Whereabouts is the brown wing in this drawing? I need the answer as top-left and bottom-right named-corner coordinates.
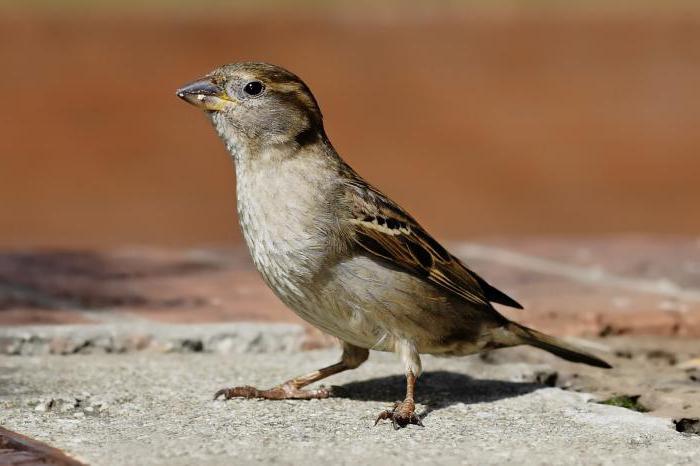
top-left (343, 176), bottom-right (522, 310)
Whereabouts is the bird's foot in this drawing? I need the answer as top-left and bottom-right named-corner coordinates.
top-left (374, 400), bottom-right (424, 429)
top-left (213, 383), bottom-right (332, 401)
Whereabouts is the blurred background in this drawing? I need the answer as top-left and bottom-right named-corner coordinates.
top-left (1, 0), bottom-right (699, 249)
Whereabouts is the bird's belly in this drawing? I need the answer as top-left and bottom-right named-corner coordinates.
top-left (301, 255), bottom-right (491, 353)
top-left (242, 243), bottom-right (496, 355)
top-left (246, 254), bottom-right (405, 351)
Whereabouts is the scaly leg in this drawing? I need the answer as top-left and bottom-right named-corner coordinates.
top-left (375, 341), bottom-right (424, 428)
top-left (214, 343), bottom-right (369, 400)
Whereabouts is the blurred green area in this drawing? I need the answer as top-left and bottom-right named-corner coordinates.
top-left (599, 395), bottom-right (649, 413)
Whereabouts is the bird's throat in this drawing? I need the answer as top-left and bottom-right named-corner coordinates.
top-left (210, 112), bottom-right (250, 163)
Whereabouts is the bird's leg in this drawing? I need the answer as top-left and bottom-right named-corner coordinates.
top-left (375, 370), bottom-right (424, 429)
top-left (214, 343), bottom-right (368, 401)
top-left (376, 341), bottom-right (424, 428)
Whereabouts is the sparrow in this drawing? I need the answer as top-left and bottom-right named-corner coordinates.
top-left (176, 62), bottom-right (611, 429)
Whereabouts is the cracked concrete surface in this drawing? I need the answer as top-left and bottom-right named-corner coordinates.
top-left (1, 349), bottom-right (698, 465)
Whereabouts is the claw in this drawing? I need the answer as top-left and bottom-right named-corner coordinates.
top-left (374, 401), bottom-right (424, 429)
top-left (415, 415), bottom-right (425, 427)
top-left (213, 386), bottom-right (260, 400)
top-left (374, 410), bottom-right (393, 426)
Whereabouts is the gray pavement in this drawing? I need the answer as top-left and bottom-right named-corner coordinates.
top-left (0, 322), bottom-right (307, 356)
top-left (1, 348), bottom-right (699, 465)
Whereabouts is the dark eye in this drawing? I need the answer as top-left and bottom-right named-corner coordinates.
top-left (243, 81), bottom-right (264, 96)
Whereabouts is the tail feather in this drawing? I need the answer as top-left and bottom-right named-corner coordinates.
top-left (506, 322), bottom-right (612, 369)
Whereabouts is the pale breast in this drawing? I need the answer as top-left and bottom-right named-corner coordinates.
top-left (234, 152), bottom-right (336, 303)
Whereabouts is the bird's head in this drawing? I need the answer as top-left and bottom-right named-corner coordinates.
top-left (176, 62), bottom-right (325, 152)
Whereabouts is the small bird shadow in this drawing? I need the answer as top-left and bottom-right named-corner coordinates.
top-left (332, 371), bottom-right (542, 421)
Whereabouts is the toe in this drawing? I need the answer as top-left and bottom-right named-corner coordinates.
top-left (412, 413), bottom-right (424, 427)
top-left (374, 410), bottom-right (393, 426)
top-left (213, 386), bottom-right (259, 400)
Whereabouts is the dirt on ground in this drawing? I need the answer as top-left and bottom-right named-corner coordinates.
top-left (482, 336), bottom-right (700, 422)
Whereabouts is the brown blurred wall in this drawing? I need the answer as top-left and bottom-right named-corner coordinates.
top-left (1, 6), bottom-right (699, 248)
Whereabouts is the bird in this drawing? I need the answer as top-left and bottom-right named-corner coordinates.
top-left (176, 62), bottom-right (611, 429)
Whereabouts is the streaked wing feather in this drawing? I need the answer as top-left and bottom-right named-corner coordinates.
top-left (344, 176), bottom-right (521, 309)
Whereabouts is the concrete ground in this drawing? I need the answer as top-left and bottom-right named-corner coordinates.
top-left (2, 347), bottom-right (699, 466)
top-left (1, 238), bottom-right (699, 464)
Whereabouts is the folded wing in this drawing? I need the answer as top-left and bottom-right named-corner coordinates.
top-left (344, 178), bottom-right (522, 310)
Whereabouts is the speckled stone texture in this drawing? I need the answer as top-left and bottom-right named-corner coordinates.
top-left (1, 351), bottom-right (699, 466)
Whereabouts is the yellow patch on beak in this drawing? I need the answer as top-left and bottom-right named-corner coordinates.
top-left (176, 78), bottom-right (234, 111)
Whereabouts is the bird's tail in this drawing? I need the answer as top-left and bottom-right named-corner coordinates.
top-left (505, 322), bottom-right (612, 369)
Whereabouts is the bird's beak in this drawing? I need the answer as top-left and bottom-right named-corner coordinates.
top-left (176, 77), bottom-right (232, 111)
